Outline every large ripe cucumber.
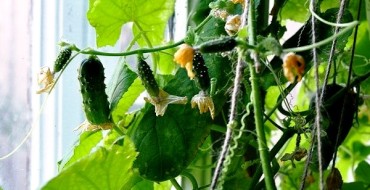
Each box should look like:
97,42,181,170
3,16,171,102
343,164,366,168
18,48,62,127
78,56,110,125
310,84,357,171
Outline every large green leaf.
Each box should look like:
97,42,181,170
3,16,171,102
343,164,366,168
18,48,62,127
131,69,211,181
87,0,175,47
42,138,138,190
58,131,103,171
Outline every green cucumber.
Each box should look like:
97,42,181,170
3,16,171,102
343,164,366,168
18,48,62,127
193,52,210,91
54,47,72,73
310,84,357,171
199,36,237,53
137,58,159,97
78,56,110,125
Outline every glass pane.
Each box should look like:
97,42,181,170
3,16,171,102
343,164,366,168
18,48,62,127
0,1,32,189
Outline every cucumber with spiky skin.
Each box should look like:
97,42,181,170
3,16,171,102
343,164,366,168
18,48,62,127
199,36,237,53
54,47,72,73
137,58,159,97
78,56,110,125
310,84,357,171
192,52,210,91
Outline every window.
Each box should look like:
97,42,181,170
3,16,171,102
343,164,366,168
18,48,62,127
0,0,32,189
0,0,187,189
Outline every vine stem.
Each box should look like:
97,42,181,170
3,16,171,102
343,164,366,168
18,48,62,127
282,20,358,53
210,1,249,188
133,21,158,74
75,15,212,58
170,178,183,190
248,0,275,189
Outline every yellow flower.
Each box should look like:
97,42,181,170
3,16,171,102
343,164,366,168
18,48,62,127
225,15,241,36
174,44,196,78
36,66,55,94
282,52,305,83
191,91,215,119
144,89,188,116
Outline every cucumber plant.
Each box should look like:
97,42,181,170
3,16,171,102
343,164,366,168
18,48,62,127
32,0,370,189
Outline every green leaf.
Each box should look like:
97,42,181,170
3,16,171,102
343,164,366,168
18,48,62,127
320,0,340,12
108,63,138,110
366,0,370,38
156,47,177,75
58,131,103,171
265,86,280,110
342,182,368,190
131,69,211,181
280,0,309,23
87,0,175,47
130,179,171,190
355,160,370,183
42,138,138,190
111,77,145,123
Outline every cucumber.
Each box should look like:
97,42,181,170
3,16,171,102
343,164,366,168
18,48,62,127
199,36,237,53
54,47,72,73
310,84,357,171
78,56,110,125
137,58,160,97
192,52,210,91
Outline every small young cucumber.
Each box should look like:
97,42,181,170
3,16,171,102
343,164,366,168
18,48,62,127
137,58,160,97
78,56,110,125
53,47,72,73
199,36,237,53
193,52,210,91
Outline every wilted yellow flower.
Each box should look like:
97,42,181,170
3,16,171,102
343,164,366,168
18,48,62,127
212,9,229,20
144,89,188,116
231,0,245,5
225,15,241,36
174,44,196,78
36,66,55,94
174,44,194,67
75,120,113,131
191,91,215,119
282,52,305,83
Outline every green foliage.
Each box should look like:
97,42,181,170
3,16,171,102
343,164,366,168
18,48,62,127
279,0,309,23
40,0,370,189
131,69,211,181
42,138,138,190
87,0,175,47
355,161,370,184
108,63,138,111
58,131,103,171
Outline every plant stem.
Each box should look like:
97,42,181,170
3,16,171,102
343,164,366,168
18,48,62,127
133,21,158,74
248,0,275,189
79,41,184,57
76,15,212,58
248,129,295,190
282,20,358,53
171,178,183,190
210,1,249,188
181,171,199,190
